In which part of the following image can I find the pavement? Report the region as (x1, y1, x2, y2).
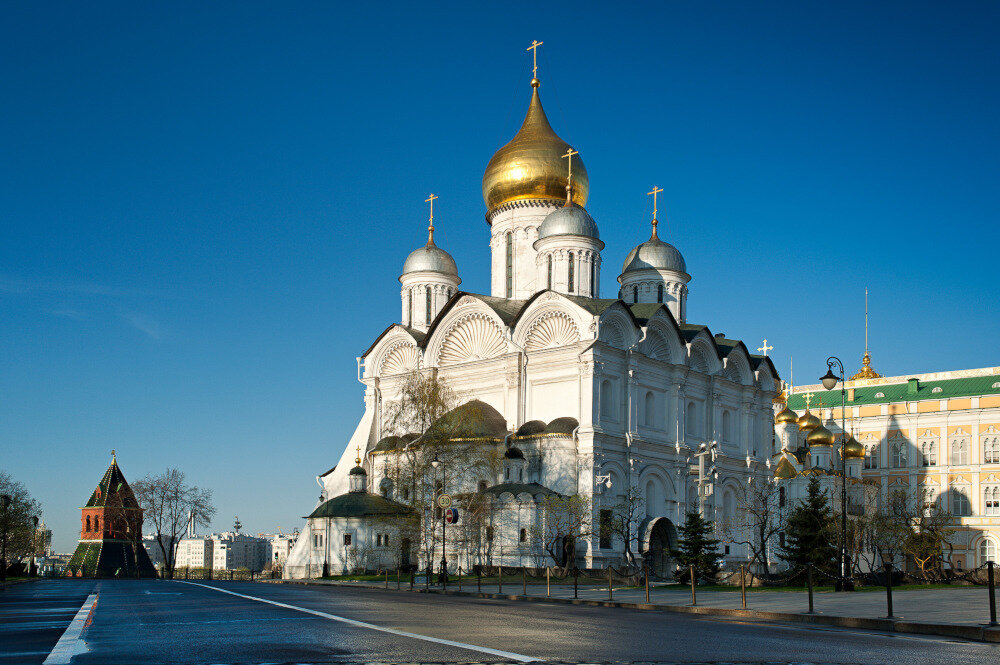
(1, 578, 999, 664)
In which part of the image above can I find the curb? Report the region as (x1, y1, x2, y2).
(267, 578, 1000, 644)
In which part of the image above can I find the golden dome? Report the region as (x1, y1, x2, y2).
(482, 82, 588, 211)
(842, 435, 865, 459)
(775, 406, 799, 424)
(774, 456, 797, 480)
(807, 424, 836, 447)
(798, 410, 821, 432)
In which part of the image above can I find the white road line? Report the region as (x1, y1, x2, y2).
(176, 581, 541, 662)
(43, 593, 98, 665)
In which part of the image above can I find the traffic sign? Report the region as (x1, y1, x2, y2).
(445, 507, 459, 524)
(437, 494, 452, 508)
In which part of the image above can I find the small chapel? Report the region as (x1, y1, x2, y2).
(285, 47, 780, 579)
(65, 453, 157, 578)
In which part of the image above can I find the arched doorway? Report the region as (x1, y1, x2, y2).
(642, 517, 677, 578)
(400, 538, 412, 568)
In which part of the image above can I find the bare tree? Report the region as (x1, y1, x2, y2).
(530, 494, 593, 568)
(607, 486, 645, 565)
(132, 469, 215, 577)
(0, 471, 42, 573)
(884, 486, 956, 578)
(720, 477, 787, 576)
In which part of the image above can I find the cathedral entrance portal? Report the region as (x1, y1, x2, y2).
(642, 517, 677, 579)
(401, 538, 412, 568)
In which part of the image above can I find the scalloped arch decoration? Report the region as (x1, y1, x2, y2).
(525, 313, 579, 351)
(689, 345, 712, 373)
(380, 343, 419, 376)
(641, 329, 673, 362)
(599, 319, 627, 349)
(438, 314, 507, 366)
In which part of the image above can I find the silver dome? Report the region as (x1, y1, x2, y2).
(402, 242, 459, 276)
(622, 236, 687, 274)
(537, 204, 600, 241)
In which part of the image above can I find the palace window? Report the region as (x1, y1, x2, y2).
(952, 490, 971, 517)
(891, 440, 907, 468)
(951, 438, 970, 465)
(657, 284, 664, 303)
(546, 254, 553, 290)
(567, 252, 575, 293)
(920, 440, 937, 466)
(981, 538, 998, 565)
(505, 232, 513, 298)
(985, 436, 1000, 464)
(985, 486, 1000, 517)
(864, 444, 879, 469)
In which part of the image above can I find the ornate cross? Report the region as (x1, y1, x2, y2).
(562, 148, 578, 189)
(425, 193, 438, 243)
(803, 391, 814, 409)
(757, 339, 773, 356)
(647, 186, 663, 219)
(527, 40, 543, 79)
(355, 445, 361, 465)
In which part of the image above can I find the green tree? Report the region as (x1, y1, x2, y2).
(779, 476, 837, 574)
(671, 511, 720, 582)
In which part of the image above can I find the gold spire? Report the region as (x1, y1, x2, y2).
(425, 193, 438, 245)
(527, 40, 543, 87)
(355, 446, 361, 466)
(562, 148, 578, 205)
(111, 449, 116, 462)
(849, 288, 882, 380)
(647, 186, 663, 239)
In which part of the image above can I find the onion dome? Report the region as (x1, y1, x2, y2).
(621, 228, 687, 275)
(537, 203, 600, 241)
(402, 240, 458, 277)
(482, 80, 588, 211)
(504, 446, 525, 460)
(348, 465, 366, 476)
(842, 435, 865, 459)
(798, 410, 821, 432)
(806, 424, 836, 448)
(516, 420, 546, 437)
(545, 417, 579, 435)
(775, 405, 799, 424)
(774, 456, 797, 480)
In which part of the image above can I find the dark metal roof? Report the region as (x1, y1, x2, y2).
(482, 482, 560, 498)
(307, 492, 415, 519)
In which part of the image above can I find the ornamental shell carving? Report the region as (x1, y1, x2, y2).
(640, 329, 673, 362)
(380, 343, 419, 375)
(438, 314, 507, 366)
(525, 313, 579, 351)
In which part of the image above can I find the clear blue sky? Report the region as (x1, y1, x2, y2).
(3, 2, 997, 552)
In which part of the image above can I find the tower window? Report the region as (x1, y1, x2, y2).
(657, 284, 663, 303)
(633, 285, 638, 303)
(567, 252, 575, 293)
(591, 261, 597, 296)
(406, 289, 412, 327)
(426, 286, 432, 325)
(505, 232, 513, 298)
(547, 254, 553, 290)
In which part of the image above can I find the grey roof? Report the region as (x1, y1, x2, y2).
(537, 204, 600, 241)
(482, 482, 560, 498)
(348, 465, 366, 476)
(402, 242, 459, 277)
(546, 417, 578, 434)
(420, 399, 508, 441)
(307, 492, 415, 519)
(515, 420, 546, 436)
(622, 236, 687, 274)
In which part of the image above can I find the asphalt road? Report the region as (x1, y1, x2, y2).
(2, 579, 998, 664)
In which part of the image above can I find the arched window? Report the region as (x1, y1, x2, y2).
(723, 490, 735, 523)
(425, 286, 432, 325)
(546, 254, 553, 290)
(643, 391, 655, 427)
(985, 436, 1000, 464)
(567, 252, 575, 293)
(778, 486, 786, 508)
(85, 516, 91, 532)
(685, 401, 697, 437)
(657, 283, 664, 303)
(951, 437, 969, 465)
(891, 439, 907, 468)
(591, 261, 597, 296)
(519, 528, 527, 543)
(980, 537, 997, 565)
(94, 516, 100, 532)
(505, 232, 513, 298)
(633, 285, 638, 303)
(722, 410, 733, 442)
(952, 489, 971, 516)
(600, 380, 614, 419)
(920, 440, 937, 466)
(864, 443, 879, 469)
(985, 486, 1000, 517)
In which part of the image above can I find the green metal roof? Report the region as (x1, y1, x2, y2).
(307, 492, 415, 519)
(788, 373, 1000, 409)
(83, 460, 138, 509)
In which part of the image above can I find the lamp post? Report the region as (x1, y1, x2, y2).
(431, 453, 447, 585)
(1, 494, 11, 583)
(820, 356, 853, 591)
(30, 516, 39, 577)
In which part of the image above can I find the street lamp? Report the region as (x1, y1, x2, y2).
(431, 453, 447, 585)
(820, 356, 853, 591)
(0, 494, 10, 583)
(30, 516, 39, 578)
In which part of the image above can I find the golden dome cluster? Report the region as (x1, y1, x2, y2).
(775, 405, 798, 424)
(806, 424, 836, 447)
(842, 435, 865, 459)
(797, 411, 821, 432)
(482, 81, 588, 212)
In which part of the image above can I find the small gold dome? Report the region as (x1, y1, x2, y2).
(774, 457, 797, 480)
(842, 436, 865, 459)
(807, 424, 836, 447)
(482, 84, 588, 212)
(798, 410, 821, 432)
(775, 406, 799, 424)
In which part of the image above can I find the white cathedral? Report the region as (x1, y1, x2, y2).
(284, 65, 781, 580)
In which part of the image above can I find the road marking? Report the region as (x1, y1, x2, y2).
(43, 593, 98, 665)
(176, 581, 541, 662)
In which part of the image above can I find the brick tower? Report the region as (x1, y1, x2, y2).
(65, 452, 156, 577)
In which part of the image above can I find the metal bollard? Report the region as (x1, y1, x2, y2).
(547, 567, 551, 597)
(498, 566, 503, 594)
(574, 567, 579, 599)
(883, 563, 894, 619)
(522, 568, 527, 596)
(426, 564, 430, 590)
(988, 561, 997, 627)
(608, 567, 613, 601)
(644, 563, 649, 603)
(740, 564, 747, 609)
(397, 567, 401, 590)
(385, 569, 389, 589)
(690, 564, 696, 606)
(410, 569, 414, 590)
(477, 568, 481, 593)
(458, 566, 462, 592)
(806, 566, 814, 614)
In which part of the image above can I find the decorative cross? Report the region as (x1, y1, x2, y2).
(562, 148, 578, 180)
(355, 445, 361, 465)
(527, 40, 543, 80)
(425, 193, 438, 243)
(111, 448, 116, 460)
(757, 339, 773, 356)
(647, 186, 663, 219)
(803, 391, 814, 409)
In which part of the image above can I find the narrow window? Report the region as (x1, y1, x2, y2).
(486, 526, 494, 542)
(547, 254, 553, 290)
(406, 289, 412, 327)
(344, 534, 352, 546)
(519, 528, 527, 543)
(567, 252, 575, 293)
(384, 534, 389, 546)
(657, 284, 663, 303)
(85, 516, 91, 532)
(633, 285, 638, 303)
(425, 286, 432, 325)
(376, 534, 382, 547)
(505, 232, 513, 298)
(599, 509, 612, 549)
(591, 261, 597, 296)
(778, 486, 786, 508)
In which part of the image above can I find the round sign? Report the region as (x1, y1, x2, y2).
(445, 507, 459, 524)
(437, 493, 452, 508)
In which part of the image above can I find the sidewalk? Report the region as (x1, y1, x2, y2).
(272, 577, 1000, 643)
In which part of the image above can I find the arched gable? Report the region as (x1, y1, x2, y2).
(640, 308, 686, 363)
(686, 330, 723, 375)
(425, 296, 510, 367)
(362, 326, 424, 379)
(755, 361, 779, 392)
(597, 303, 638, 350)
(512, 292, 590, 352)
(721, 346, 754, 386)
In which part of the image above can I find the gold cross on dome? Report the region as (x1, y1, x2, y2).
(562, 148, 578, 182)
(757, 339, 773, 356)
(647, 186, 663, 220)
(803, 391, 814, 409)
(527, 40, 543, 79)
(425, 193, 438, 243)
(355, 445, 361, 465)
